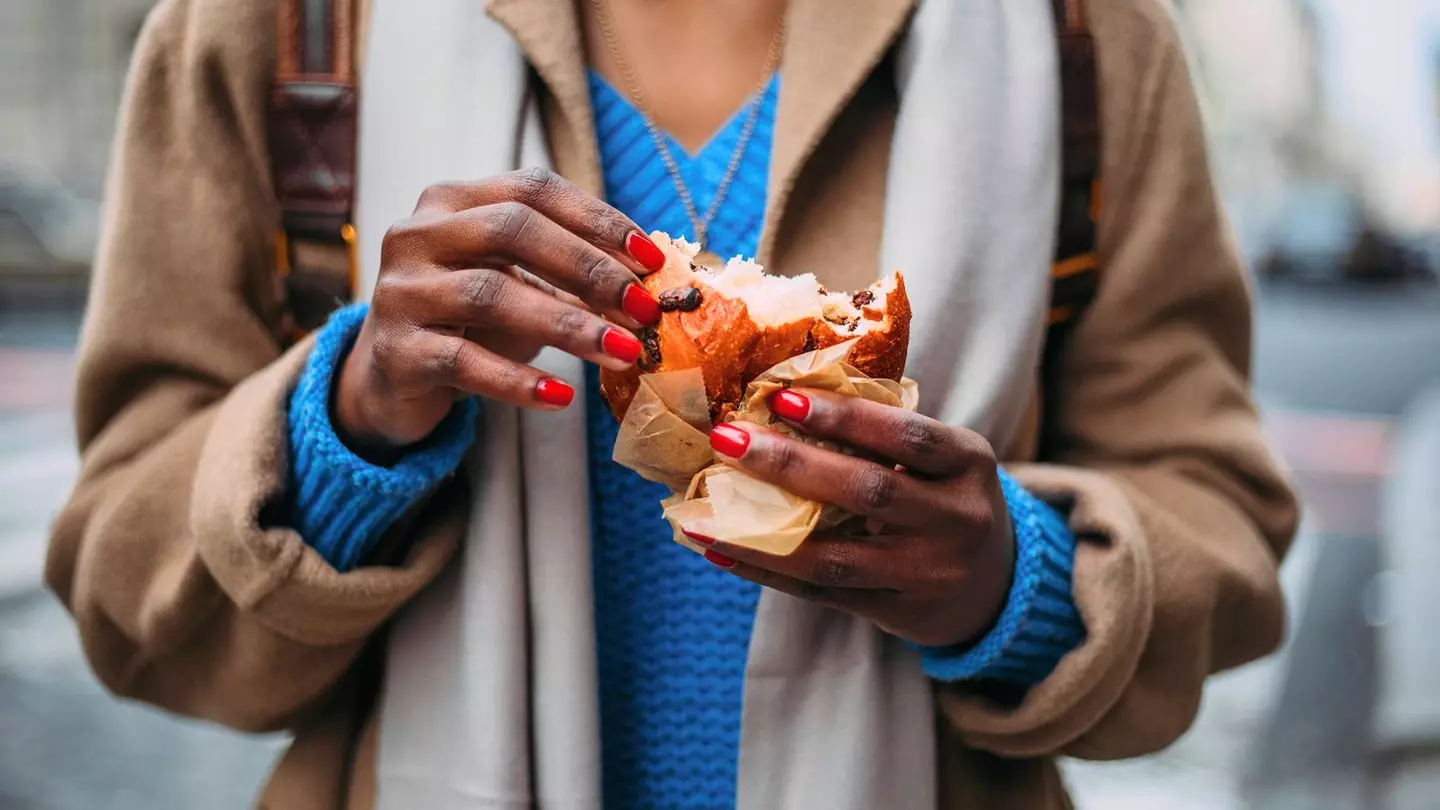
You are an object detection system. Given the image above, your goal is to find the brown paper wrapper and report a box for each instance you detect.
[610,340,920,557]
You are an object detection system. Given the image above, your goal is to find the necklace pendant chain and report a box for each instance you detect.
[590,0,785,259]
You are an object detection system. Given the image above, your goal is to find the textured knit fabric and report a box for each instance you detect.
[285,303,478,572]
[585,69,1085,807]
[918,470,1087,682]
[280,68,1086,806]
[585,69,773,809]
[51,2,1303,807]
[274,67,1085,807]
[589,71,775,261]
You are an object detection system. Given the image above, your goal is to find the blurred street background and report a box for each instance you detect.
[3,1,1439,808]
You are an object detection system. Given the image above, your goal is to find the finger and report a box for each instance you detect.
[411,168,667,274]
[708,423,952,529]
[384,204,660,329]
[692,533,908,590]
[699,549,891,615]
[507,266,591,310]
[378,328,576,410]
[767,388,993,478]
[386,268,642,372]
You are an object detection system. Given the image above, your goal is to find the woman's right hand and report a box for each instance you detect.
[333,168,668,457]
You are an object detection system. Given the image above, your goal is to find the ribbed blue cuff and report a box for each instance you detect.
[286,302,480,572]
[918,469,1086,685]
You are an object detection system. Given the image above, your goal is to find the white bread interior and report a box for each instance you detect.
[598,233,910,420]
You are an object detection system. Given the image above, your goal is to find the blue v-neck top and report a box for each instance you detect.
[280,68,1085,810]
[582,70,776,808]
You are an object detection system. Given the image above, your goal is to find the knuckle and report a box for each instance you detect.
[479,201,534,249]
[574,249,619,294]
[380,217,426,264]
[459,271,507,314]
[594,208,634,244]
[765,439,802,478]
[551,306,592,346]
[371,274,406,309]
[415,181,463,213]
[815,545,861,588]
[508,166,562,206]
[369,329,404,377]
[491,362,528,397]
[852,467,900,512]
[898,417,947,460]
[955,430,996,467]
[426,338,466,381]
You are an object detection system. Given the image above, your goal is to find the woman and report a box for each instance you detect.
[47,0,1299,807]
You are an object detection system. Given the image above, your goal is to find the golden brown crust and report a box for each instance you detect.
[811,273,910,382]
[742,319,815,382]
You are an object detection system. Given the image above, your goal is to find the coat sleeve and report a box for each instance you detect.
[44,0,463,734]
[939,0,1301,759]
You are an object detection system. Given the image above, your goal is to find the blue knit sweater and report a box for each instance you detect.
[284,71,1085,809]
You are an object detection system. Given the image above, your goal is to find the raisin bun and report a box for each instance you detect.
[599,232,911,421]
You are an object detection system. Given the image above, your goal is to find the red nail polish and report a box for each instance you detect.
[622,284,661,326]
[710,423,750,458]
[704,550,736,568]
[601,328,643,363]
[626,231,666,272]
[535,378,575,408]
[683,530,717,546]
[769,390,810,422]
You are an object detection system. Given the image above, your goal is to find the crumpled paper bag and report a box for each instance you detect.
[611,340,919,557]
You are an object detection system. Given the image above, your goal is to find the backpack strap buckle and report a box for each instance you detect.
[269,0,359,340]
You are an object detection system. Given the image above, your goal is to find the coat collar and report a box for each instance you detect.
[759,0,916,262]
[484,0,917,261]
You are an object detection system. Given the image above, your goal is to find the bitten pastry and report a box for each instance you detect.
[599,232,911,421]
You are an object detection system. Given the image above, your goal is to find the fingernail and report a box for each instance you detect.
[601,328,643,363]
[535,378,575,408]
[704,550,736,568]
[622,283,661,326]
[683,530,717,546]
[710,423,750,458]
[626,231,666,272]
[769,390,810,422]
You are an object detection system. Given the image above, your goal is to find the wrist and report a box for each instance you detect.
[916,469,1086,685]
[955,504,1017,647]
[940,487,1017,648]
[330,318,456,465]
[332,328,399,464]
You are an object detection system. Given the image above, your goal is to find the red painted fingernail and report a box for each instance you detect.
[710,423,750,458]
[626,231,666,272]
[535,378,575,408]
[769,390,810,422]
[622,283,661,325]
[601,328,643,363]
[704,550,736,568]
[683,530,717,546]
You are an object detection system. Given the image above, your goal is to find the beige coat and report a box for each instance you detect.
[46,0,1300,807]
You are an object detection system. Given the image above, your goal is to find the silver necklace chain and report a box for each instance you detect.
[590,0,785,254]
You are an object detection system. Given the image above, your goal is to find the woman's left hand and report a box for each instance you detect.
[690,388,1016,648]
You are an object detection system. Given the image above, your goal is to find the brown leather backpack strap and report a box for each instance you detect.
[1040,0,1101,454]
[269,0,359,341]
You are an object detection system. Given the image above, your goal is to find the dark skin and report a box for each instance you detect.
[333,2,1014,649]
[691,390,1015,647]
[581,0,787,153]
[334,169,666,458]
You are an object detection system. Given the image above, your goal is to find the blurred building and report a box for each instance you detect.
[0,0,156,273]
[1180,0,1440,283]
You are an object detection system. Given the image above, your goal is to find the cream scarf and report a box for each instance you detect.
[353,1,1060,806]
